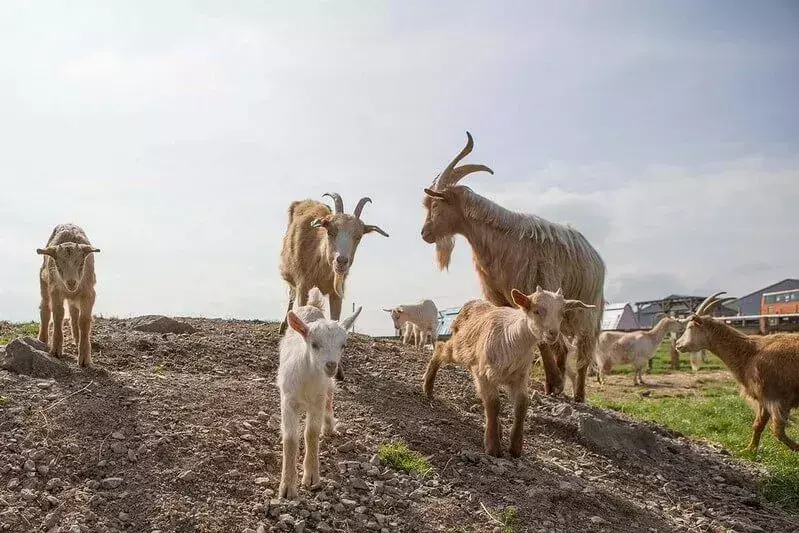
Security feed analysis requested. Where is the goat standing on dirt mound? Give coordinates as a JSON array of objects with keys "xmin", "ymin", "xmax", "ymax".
[
  {"xmin": 36, "ymin": 224, "xmax": 100, "ymax": 367},
  {"xmin": 594, "ymin": 315, "xmax": 683, "ymax": 385},
  {"xmin": 676, "ymin": 292, "xmax": 799, "ymax": 452},
  {"xmin": 421, "ymin": 132, "xmax": 605, "ymax": 402},
  {"xmin": 277, "ymin": 288, "xmax": 362, "ymax": 499},
  {"xmin": 279, "ymin": 193, "xmax": 387, "ymax": 378},
  {"xmin": 383, "ymin": 299, "xmax": 438, "ymax": 348},
  {"xmin": 423, "ymin": 287, "xmax": 594, "ymax": 457}
]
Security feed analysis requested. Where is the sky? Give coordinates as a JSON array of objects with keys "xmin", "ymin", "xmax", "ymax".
[{"xmin": 0, "ymin": 1, "xmax": 797, "ymax": 336}]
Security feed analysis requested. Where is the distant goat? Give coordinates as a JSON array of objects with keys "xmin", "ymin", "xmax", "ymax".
[
  {"xmin": 676, "ymin": 292, "xmax": 799, "ymax": 452},
  {"xmin": 384, "ymin": 300, "xmax": 438, "ymax": 348},
  {"xmin": 279, "ymin": 193, "xmax": 387, "ymax": 378},
  {"xmin": 36, "ymin": 224, "xmax": 100, "ymax": 367},
  {"xmin": 423, "ymin": 287, "xmax": 594, "ymax": 457},
  {"xmin": 595, "ymin": 316, "xmax": 682, "ymax": 385},
  {"xmin": 277, "ymin": 288, "xmax": 362, "ymax": 499},
  {"xmin": 421, "ymin": 132, "xmax": 605, "ymax": 402}
]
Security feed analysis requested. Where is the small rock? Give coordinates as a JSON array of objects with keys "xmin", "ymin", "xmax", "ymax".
[
  {"xmin": 127, "ymin": 449, "xmax": 137, "ymax": 462},
  {"xmin": 341, "ymin": 498, "xmax": 357, "ymax": 507},
  {"xmin": 111, "ymin": 431, "xmax": 125, "ymax": 440},
  {"xmin": 589, "ymin": 516, "xmax": 609, "ymax": 525},
  {"xmin": 21, "ymin": 488, "xmax": 37, "ymax": 501},
  {"xmin": 86, "ymin": 479, "xmax": 100, "ymax": 490},
  {"xmin": 111, "ymin": 442, "xmax": 126, "ymax": 455},
  {"xmin": 37, "ymin": 381, "xmax": 53, "ymax": 389},
  {"xmin": 119, "ymin": 512, "xmax": 130, "ymax": 522},
  {"xmin": 294, "ymin": 520, "xmax": 305, "ymax": 533},
  {"xmin": 278, "ymin": 513, "xmax": 294, "ymax": 524},
  {"xmin": 23, "ymin": 460, "xmax": 35, "ymax": 472},
  {"xmin": 101, "ymin": 477, "xmax": 123, "ymax": 489},
  {"xmin": 2, "ymin": 338, "xmax": 71, "ymax": 378},
  {"xmin": 130, "ymin": 315, "xmax": 196, "ymax": 334},
  {"xmin": 46, "ymin": 478, "xmax": 62, "ymax": 491},
  {"xmin": 355, "ymin": 506, "xmax": 367, "ymax": 514},
  {"xmin": 37, "ymin": 465, "xmax": 50, "ymax": 476},
  {"xmin": 31, "ymin": 450, "xmax": 46, "ymax": 461},
  {"xmin": 240, "ymin": 434, "xmax": 255, "ymax": 442},
  {"xmin": 254, "ymin": 477, "xmax": 269, "ymax": 486}
]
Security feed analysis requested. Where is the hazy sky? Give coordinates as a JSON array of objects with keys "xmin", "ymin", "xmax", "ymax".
[{"xmin": 1, "ymin": 1, "xmax": 797, "ymax": 335}]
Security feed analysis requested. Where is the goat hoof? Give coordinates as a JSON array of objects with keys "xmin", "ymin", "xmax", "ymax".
[
  {"xmin": 302, "ymin": 471, "xmax": 320, "ymax": 488},
  {"xmin": 279, "ymin": 482, "xmax": 297, "ymax": 500}
]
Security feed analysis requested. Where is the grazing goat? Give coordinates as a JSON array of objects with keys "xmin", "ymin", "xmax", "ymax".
[
  {"xmin": 423, "ymin": 287, "xmax": 594, "ymax": 457},
  {"xmin": 384, "ymin": 299, "xmax": 438, "ymax": 348},
  {"xmin": 36, "ymin": 224, "xmax": 100, "ymax": 367},
  {"xmin": 278, "ymin": 288, "xmax": 362, "ymax": 499},
  {"xmin": 676, "ymin": 292, "xmax": 799, "ymax": 452},
  {"xmin": 279, "ymin": 192, "xmax": 387, "ymax": 378},
  {"xmin": 594, "ymin": 316, "xmax": 683, "ymax": 385},
  {"xmin": 421, "ymin": 132, "xmax": 605, "ymax": 402}
]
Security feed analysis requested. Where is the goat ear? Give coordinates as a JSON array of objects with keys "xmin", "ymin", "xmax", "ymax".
[
  {"xmin": 564, "ymin": 299, "xmax": 596, "ymax": 312},
  {"xmin": 36, "ymin": 247, "xmax": 56, "ymax": 257},
  {"xmin": 310, "ymin": 216, "xmax": 331, "ymax": 229},
  {"xmin": 80, "ymin": 245, "xmax": 100, "ymax": 254},
  {"xmin": 511, "ymin": 289, "xmax": 531, "ymax": 310},
  {"xmin": 424, "ymin": 188, "xmax": 448, "ymax": 200},
  {"xmin": 363, "ymin": 224, "xmax": 389, "ymax": 237},
  {"xmin": 340, "ymin": 306, "xmax": 362, "ymax": 331},
  {"xmin": 287, "ymin": 311, "xmax": 309, "ymax": 338}
]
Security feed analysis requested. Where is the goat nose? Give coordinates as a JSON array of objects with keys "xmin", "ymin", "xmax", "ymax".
[
  {"xmin": 66, "ymin": 280, "xmax": 77, "ymax": 289},
  {"xmin": 325, "ymin": 362, "xmax": 337, "ymax": 373},
  {"xmin": 336, "ymin": 256, "xmax": 349, "ymax": 265}
]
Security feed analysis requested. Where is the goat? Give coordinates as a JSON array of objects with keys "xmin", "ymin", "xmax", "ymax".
[
  {"xmin": 676, "ymin": 292, "xmax": 799, "ymax": 452},
  {"xmin": 421, "ymin": 132, "xmax": 605, "ymax": 402},
  {"xmin": 279, "ymin": 193, "xmax": 387, "ymax": 378},
  {"xmin": 36, "ymin": 224, "xmax": 100, "ymax": 367},
  {"xmin": 423, "ymin": 287, "xmax": 594, "ymax": 457},
  {"xmin": 594, "ymin": 316, "xmax": 683, "ymax": 385},
  {"xmin": 277, "ymin": 287, "xmax": 362, "ymax": 499},
  {"xmin": 384, "ymin": 299, "xmax": 438, "ymax": 348}
]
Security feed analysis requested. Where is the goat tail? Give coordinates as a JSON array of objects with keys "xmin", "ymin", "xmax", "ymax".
[{"xmin": 306, "ymin": 287, "xmax": 326, "ymax": 311}]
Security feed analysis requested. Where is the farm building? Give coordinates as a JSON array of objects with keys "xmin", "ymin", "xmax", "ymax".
[
  {"xmin": 634, "ymin": 294, "xmax": 738, "ymax": 328},
  {"xmin": 734, "ymin": 278, "xmax": 799, "ymax": 316},
  {"xmin": 436, "ymin": 307, "xmax": 461, "ymax": 339},
  {"xmin": 601, "ymin": 303, "xmax": 639, "ymax": 331}
]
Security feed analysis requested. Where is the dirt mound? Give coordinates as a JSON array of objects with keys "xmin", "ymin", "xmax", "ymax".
[{"xmin": 0, "ymin": 317, "xmax": 796, "ymax": 533}]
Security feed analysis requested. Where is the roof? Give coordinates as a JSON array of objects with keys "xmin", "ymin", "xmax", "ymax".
[
  {"xmin": 737, "ymin": 279, "xmax": 799, "ymax": 300},
  {"xmin": 604, "ymin": 302, "xmax": 631, "ymax": 311}
]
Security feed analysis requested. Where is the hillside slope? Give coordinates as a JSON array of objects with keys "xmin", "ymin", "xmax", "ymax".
[{"xmin": 0, "ymin": 318, "xmax": 796, "ymax": 533}]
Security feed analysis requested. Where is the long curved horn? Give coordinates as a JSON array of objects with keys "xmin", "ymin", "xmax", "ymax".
[
  {"xmin": 449, "ymin": 164, "xmax": 494, "ymax": 183},
  {"xmin": 353, "ymin": 197, "xmax": 371, "ymax": 219},
  {"xmin": 702, "ymin": 297, "xmax": 738, "ymax": 316},
  {"xmin": 435, "ymin": 131, "xmax": 476, "ymax": 189},
  {"xmin": 322, "ymin": 192, "xmax": 344, "ymax": 214},
  {"xmin": 694, "ymin": 291, "xmax": 726, "ymax": 315}
]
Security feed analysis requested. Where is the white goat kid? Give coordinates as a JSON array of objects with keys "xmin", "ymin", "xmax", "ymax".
[{"xmin": 277, "ymin": 291, "xmax": 362, "ymax": 499}]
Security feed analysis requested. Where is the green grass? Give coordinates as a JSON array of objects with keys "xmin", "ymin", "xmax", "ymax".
[
  {"xmin": 0, "ymin": 396, "xmax": 8, "ymax": 407},
  {"xmin": 0, "ymin": 321, "xmax": 40, "ymax": 345},
  {"xmin": 497, "ymin": 506, "xmax": 520, "ymax": 533},
  {"xmin": 590, "ymin": 381, "xmax": 799, "ymax": 509},
  {"xmin": 377, "ymin": 441, "xmax": 432, "ymax": 476}
]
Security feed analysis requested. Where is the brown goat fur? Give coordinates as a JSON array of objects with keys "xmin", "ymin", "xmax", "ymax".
[
  {"xmin": 676, "ymin": 306, "xmax": 799, "ymax": 452},
  {"xmin": 36, "ymin": 223, "xmax": 100, "ymax": 367},
  {"xmin": 423, "ymin": 288, "xmax": 594, "ymax": 457},
  {"xmin": 421, "ymin": 133, "xmax": 605, "ymax": 402}
]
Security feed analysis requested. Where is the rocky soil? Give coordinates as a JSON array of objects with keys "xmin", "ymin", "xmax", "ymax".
[{"xmin": 1, "ymin": 318, "xmax": 797, "ymax": 533}]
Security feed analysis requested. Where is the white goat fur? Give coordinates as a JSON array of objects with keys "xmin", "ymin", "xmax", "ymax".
[
  {"xmin": 277, "ymin": 288, "xmax": 361, "ymax": 499},
  {"xmin": 385, "ymin": 300, "xmax": 438, "ymax": 347},
  {"xmin": 594, "ymin": 316, "xmax": 682, "ymax": 385}
]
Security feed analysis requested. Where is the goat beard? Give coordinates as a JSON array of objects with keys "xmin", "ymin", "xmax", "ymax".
[
  {"xmin": 333, "ymin": 271, "xmax": 347, "ymax": 297},
  {"xmin": 435, "ymin": 237, "xmax": 455, "ymax": 271}
]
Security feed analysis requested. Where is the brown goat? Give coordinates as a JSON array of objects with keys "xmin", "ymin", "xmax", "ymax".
[
  {"xmin": 36, "ymin": 224, "xmax": 100, "ymax": 367},
  {"xmin": 421, "ymin": 132, "xmax": 605, "ymax": 402},
  {"xmin": 676, "ymin": 292, "xmax": 799, "ymax": 452},
  {"xmin": 423, "ymin": 288, "xmax": 594, "ymax": 457},
  {"xmin": 279, "ymin": 193, "xmax": 387, "ymax": 377}
]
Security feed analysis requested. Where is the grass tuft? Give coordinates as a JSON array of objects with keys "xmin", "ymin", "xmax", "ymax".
[
  {"xmin": 497, "ymin": 506, "xmax": 520, "ymax": 533},
  {"xmin": 377, "ymin": 441, "xmax": 431, "ymax": 476}
]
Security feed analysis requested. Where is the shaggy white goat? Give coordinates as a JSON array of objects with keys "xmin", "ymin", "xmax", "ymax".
[
  {"xmin": 384, "ymin": 299, "xmax": 438, "ymax": 348},
  {"xmin": 277, "ymin": 288, "xmax": 362, "ymax": 499},
  {"xmin": 594, "ymin": 316, "xmax": 682, "ymax": 385}
]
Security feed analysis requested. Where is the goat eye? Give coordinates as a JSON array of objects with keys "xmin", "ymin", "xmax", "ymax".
[{"xmin": 311, "ymin": 342, "xmax": 319, "ymax": 350}]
